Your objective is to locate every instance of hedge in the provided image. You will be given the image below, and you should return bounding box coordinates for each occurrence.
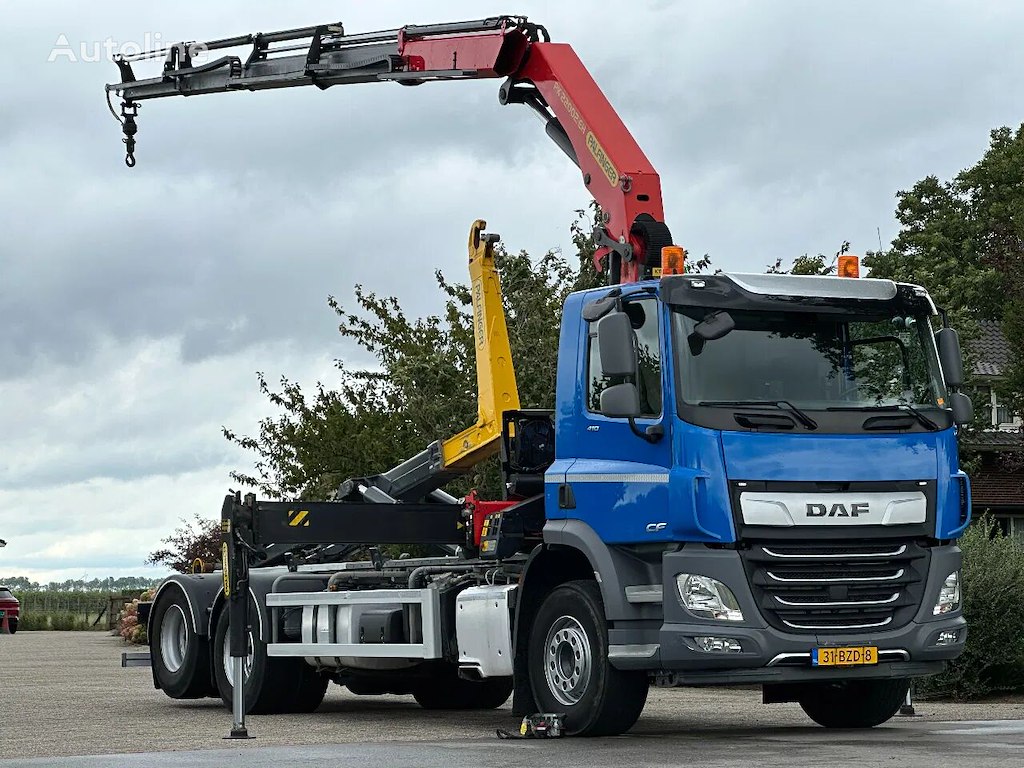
[918,515,1024,699]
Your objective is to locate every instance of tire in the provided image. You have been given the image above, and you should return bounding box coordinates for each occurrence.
[8,618,17,634]
[150,587,211,699]
[798,678,910,728]
[213,600,328,715]
[413,668,513,710]
[528,580,648,736]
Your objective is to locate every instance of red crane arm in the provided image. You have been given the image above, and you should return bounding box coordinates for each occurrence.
[107,16,673,283]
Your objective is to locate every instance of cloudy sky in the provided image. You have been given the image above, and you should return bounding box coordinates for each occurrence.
[1,1,1021,583]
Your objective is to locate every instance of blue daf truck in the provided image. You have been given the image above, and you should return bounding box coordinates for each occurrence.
[141,262,971,737]
[107,16,970,738]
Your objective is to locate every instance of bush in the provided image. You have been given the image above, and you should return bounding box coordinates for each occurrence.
[118,588,155,645]
[918,516,1024,699]
[49,612,90,631]
[15,613,48,631]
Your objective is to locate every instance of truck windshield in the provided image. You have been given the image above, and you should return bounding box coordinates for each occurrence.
[672,308,948,411]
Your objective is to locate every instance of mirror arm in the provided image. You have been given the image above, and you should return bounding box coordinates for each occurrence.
[628,418,664,443]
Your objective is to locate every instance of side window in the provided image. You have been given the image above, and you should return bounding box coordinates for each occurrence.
[587,299,662,416]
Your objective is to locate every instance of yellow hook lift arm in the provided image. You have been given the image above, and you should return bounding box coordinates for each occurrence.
[440,220,521,471]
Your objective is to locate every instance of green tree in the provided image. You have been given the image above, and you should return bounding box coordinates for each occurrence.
[864,125,1024,415]
[147,514,220,574]
[766,241,850,276]
[224,210,605,501]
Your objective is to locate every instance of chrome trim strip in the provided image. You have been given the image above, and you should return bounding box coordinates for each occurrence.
[767,648,909,666]
[775,592,900,608]
[762,545,907,560]
[767,652,810,666]
[766,568,905,583]
[570,473,670,483]
[782,617,894,630]
[880,649,911,661]
[608,643,660,659]
[625,585,664,604]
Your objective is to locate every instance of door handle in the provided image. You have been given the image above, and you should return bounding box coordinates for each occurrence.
[558,483,576,510]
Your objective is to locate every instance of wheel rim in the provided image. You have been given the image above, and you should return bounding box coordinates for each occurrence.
[543,615,593,706]
[160,605,189,674]
[222,628,255,686]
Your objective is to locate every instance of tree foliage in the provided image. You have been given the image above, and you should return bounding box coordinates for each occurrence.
[766,241,850,276]
[864,125,1024,415]
[0,576,161,592]
[146,513,220,574]
[224,209,605,500]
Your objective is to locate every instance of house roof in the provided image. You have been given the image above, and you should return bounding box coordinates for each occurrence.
[971,471,1024,509]
[970,319,1012,377]
[963,430,1024,451]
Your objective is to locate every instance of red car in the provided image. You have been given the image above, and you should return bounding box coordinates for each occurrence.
[0,586,19,633]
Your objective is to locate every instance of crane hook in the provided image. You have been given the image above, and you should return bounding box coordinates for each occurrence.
[120,98,139,168]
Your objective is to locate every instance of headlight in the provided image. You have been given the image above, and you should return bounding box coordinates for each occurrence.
[676,574,744,621]
[933,571,961,615]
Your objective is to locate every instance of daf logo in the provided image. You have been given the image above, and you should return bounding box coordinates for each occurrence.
[646,522,668,533]
[806,502,870,518]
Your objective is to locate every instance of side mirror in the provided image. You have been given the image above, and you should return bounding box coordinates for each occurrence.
[935,327,965,387]
[950,391,974,425]
[600,382,641,418]
[597,311,636,377]
[688,311,735,355]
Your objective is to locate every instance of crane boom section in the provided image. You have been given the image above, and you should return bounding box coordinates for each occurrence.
[106,16,673,283]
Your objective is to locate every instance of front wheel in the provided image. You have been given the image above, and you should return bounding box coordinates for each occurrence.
[798,678,910,728]
[528,580,648,736]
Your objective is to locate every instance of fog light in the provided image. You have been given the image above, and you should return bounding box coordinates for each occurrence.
[676,574,744,621]
[694,636,743,653]
[933,571,961,615]
[935,629,961,646]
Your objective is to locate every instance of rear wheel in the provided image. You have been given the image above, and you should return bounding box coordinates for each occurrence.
[412,667,512,710]
[8,618,17,634]
[213,601,328,714]
[150,588,210,699]
[528,580,648,736]
[798,678,910,728]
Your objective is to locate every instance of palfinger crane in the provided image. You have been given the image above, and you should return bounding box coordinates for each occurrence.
[106,15,674,283]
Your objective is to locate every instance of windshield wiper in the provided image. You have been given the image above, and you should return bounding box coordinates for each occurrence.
[697,400,819,430]
[827,403,940,431]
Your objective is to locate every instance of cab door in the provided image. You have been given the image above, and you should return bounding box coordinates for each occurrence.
[554,296,673,543]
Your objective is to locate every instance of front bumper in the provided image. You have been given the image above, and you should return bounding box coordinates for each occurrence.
[609,545,966,684]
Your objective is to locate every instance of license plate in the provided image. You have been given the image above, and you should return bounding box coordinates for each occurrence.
[0,610,5,618]
[812,646,878,667]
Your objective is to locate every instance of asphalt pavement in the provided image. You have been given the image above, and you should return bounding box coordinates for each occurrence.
[2,632,1023,767]
[3,720,1024,768]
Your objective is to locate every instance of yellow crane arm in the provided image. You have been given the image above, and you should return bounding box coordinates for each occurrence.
[440,220,521,470]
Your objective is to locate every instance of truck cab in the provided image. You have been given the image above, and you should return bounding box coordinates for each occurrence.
[537,271,968,722]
